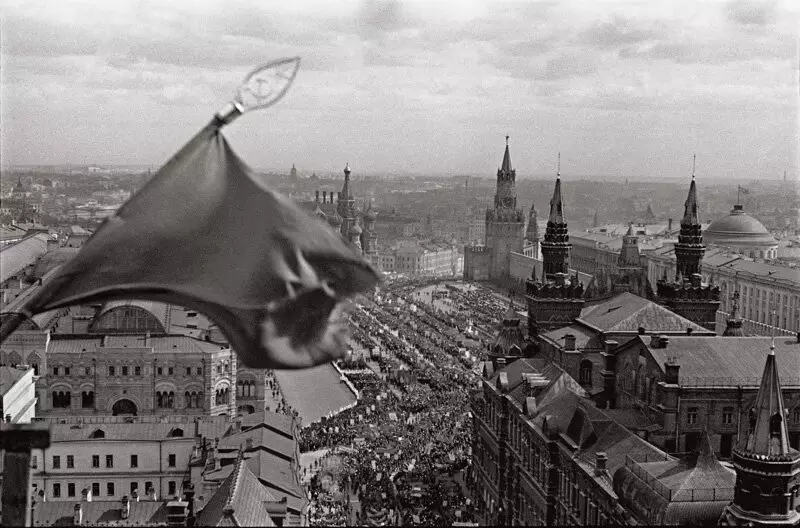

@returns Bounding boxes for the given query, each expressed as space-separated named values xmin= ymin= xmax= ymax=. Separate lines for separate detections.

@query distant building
xmin=464 ymin=138 xmax=526 ymax=284
xmin=289 ymin=163 xmax=298 ymax=183
xmin=1 ymin=364 xmax=37 ymax=423
xmin=646 ymin=245 xmax=800 ymax=334
xmin=705 ymin=204 xmax=778 ymax=260
xmin=381 ymin=240 xmax=462 ymax=276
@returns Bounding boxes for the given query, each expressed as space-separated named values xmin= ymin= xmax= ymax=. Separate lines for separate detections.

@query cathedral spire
xmin=501 ymin=135 xmax=512 ymax=173
xmin=548 ymin=173 xmax=565 ymax=224
xmin=742 ymin=341 xmax=791 ymax=456
xmin=683 ymin=155 xmax=700 ymax=226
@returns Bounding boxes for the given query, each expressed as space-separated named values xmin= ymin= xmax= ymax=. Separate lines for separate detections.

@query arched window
xmin=579 ymin=360 xmax=592 ymax=386
xmin=167 ymin=392 xmax=174 ymax=408
xmin=90 ymin=429 xmax=105 ymax=439
xmin=185 ymin=391 xmax=191 ymax=408
xmin=168 ymin=428 xmax=184 ymax=438
xmin=157 ymin=392 xmax=164 ymax=408
xmin=82 ymin=391 xmax=94 ymax=408
xmin=237 ymin=381 xmax=243 ymax=397
xmin=249 ymin=381 xmax=256 ymax=397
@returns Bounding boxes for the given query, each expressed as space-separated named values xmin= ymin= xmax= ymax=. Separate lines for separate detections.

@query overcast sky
xmin=1 ymin=0 xmax=798 ymax=180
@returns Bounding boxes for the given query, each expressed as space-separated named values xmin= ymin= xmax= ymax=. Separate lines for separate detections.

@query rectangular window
xmin=32 ymin=456 xmax=38 ymax=469
xmin=130 ymin=482 xmax=139 ymax=495
xmin=135 ymin=366 xmax=141 ymax=376
xmin=107 ymin=482 xmax=115 ymax=496
xmin=92 ymin=482 xmax=100 ymax=497
xmin=84 ymin=367 xmax=91 ymax=376
xmin=92 ymin=455 xmax=100 ymax=468
xmin=106 ymin=455 xmax=113 ymax=468
xmin=53 ymin=483 xmax=61 ymax=498
xmin=52 ymin=456 xmax=61 ymax=469
xmin=157 ymin=367 xmax=163 ymax=375
xmin=168 ymin=454 xmax=176 ymax=467
xmin=168 ymin=367 xmax=174 ymax=376
xmin=109 ymin=366 xmax=115 ymax=376
xmin=68 ymin=483 xmax=76 ymax=497
xmin=722 ymin=408 xmax=734 ymax=425
xmin=168 ymin=481 xmax=176 ymax=496
xmin=145 ymin=481 xmax=153 ymax=494
xmin=197 ymin=367 xmax=203 ymax=375
xmin=122 ymin=366 xmax=128 ymax=376
xmin=53 ymin=367 xmax=59 ymax=376
xmin=186 ymin=367 xmax=192 ymax=375
xmin=687 ymin=407 xmax=698 ymax=425
xmin=66 ymin=455 xmax=74 ymax=469
xmin=130 ymin=455 xmax=138 ymax=468
xmin=64 ymin=367 xmax=70 ymax=376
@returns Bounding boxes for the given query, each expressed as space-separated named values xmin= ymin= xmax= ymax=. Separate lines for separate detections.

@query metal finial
xmin=692 ymin=154 xmax=696 ymax=180
xmin=505 ymin=135 xmax=509 ymax=146
xmin=557 ymin=152 xmax=561 ymax=177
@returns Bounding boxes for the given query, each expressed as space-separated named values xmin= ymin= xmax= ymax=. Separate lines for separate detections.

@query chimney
xmin=495 ymin=357 xmax=506 ymax=370
xmin=74 ymin=504 xmax=83 ymax=526
xmin=638 ymin=326 xmax=646 ymax=335
xmin=665 ymin=360 xmax=680 ymax=384
xmin=322 ymin=191 xmax=327 ymax=204
xmin=668 ymin=218 xmax=673 ymax=232
xmin=686 ymin=327 xmax=693 ymax=335
xmin=594 ymin=452 xmax=608 ymax=476
xmin=659 ymin=336 xmax=670 ymax=348
xmin=121 ymin=496 xmax=130 ymax=519
xmin=234 ymin=418 xmax=242 ymax=432
xmin=245 ymin=437 xmax=253 ymax=450
xmin=184 ymin=485 xmax=197 ymax=525
xmin=315 ymin=191 xmax=319 ymax=203
xmin=690 ymin=273 xmax=702 ymax=287
xmin=563 ymin=334 xmax=576 ymax=351
xmin=148 ymin=486 xmax=157 ymax=501
xmin=650 ymin=334 xmax=661 ymax=348
xmin=82 ymin=487 xmax=92 ymax=502
xmin=132 ymin=490 xmax=139 ymax=502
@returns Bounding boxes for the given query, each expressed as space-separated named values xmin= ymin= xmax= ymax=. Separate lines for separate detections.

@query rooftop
xmin=32 ymin=500 xmax=169 ymax=526
xmin=577 ymin=292 xmax=707 ymax=333
xmin=0 ymin=365 xmax=29 ymax=395
xmin=48 ymin=334 xmax=229 ymax=355
xmin=640 ymin=335 xmax=800 ymax=387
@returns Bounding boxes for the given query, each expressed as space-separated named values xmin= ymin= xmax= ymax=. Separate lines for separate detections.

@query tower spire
xmin=691 ymin=153 xmax=696 ymax=180
xmin=500 ymin=136 xmax=513 ymax=174
xmin=557 ymin=152 xmax=561 ymax=177
xmin=741 ymin=341 xmax=791 ymax=456
xmin=548 ymin=171 xmax=565 ymax=224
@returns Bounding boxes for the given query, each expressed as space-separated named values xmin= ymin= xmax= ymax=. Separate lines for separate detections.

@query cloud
xmin=725 ymin=0 xmax=779 ymax=26
xmin=580 ymin=15 xmax=664 ymax=49
xmin=1 ymin=14 xmax=101 ymax=57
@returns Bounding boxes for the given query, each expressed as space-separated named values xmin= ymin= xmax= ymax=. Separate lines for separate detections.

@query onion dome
xmin=364 ymin=205 xmax=377 ymax=222
xmin=330 ymin=210 xmax=343 ymax=227
xmin=351 ymin=222 xmax=363 ymax=235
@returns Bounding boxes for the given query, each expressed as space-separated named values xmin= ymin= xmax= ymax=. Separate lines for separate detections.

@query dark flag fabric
xmin=5 ymin=122 xmax=381 ymax=368
xmin=739 ymin=186 xmax=750 ymax=195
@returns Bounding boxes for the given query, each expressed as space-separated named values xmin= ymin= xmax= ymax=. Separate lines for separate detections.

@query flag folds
xmin=6 ymin=122 xmax=380 ymax=368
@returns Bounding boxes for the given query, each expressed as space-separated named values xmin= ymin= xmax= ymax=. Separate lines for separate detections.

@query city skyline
xmin=1 ymin=0 xmax=799 ymax=180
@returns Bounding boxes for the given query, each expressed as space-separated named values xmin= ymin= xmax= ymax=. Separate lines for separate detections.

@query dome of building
xmin=704 ymin=205 xmax=777 ymax=259
xmin=330 ymin=210 xmax=343 ymax=227
xmin=364 ymin=207 xmax=377 ymax=222
xmin=351 ymin=223 xmax=363 ymax=235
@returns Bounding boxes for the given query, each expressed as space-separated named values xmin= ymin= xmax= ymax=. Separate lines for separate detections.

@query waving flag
xmin=0 ymin=58 xmax=381 ymax=369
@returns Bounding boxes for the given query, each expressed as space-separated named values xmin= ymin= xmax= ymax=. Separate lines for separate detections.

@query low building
xmin=1 ymin=364 xmax=37 ymax=423
xmin=30 ymin=416 xmax=230 ymax=504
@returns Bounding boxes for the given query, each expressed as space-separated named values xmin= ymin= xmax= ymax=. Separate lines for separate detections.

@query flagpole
xmin=0 ymin=57 xmax=301 ymax=348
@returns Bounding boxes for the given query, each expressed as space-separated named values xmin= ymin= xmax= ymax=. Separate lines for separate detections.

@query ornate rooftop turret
xmin=490 ymin=296 xmax=526 ymax=362
xmin=540 ymin=155 xmax=571 ymax=281
xmin=618 ymin=222 xmax=640 ymax=267
xmin=675 ymin=156 xmax=704 ymax=279
xmin=721 ymin=341 xmax=800 ymax=526
xmin=526 ymin=203 xmax=539 ymax=243
xmin=723 ymin=291 xmax=745 ymax=337
xmin=656 ymin=158 xmax=720 ymax=331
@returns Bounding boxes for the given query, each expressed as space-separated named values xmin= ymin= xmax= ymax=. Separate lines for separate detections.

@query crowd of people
xmin=296 ymin=279 xmax=515 ymax=526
